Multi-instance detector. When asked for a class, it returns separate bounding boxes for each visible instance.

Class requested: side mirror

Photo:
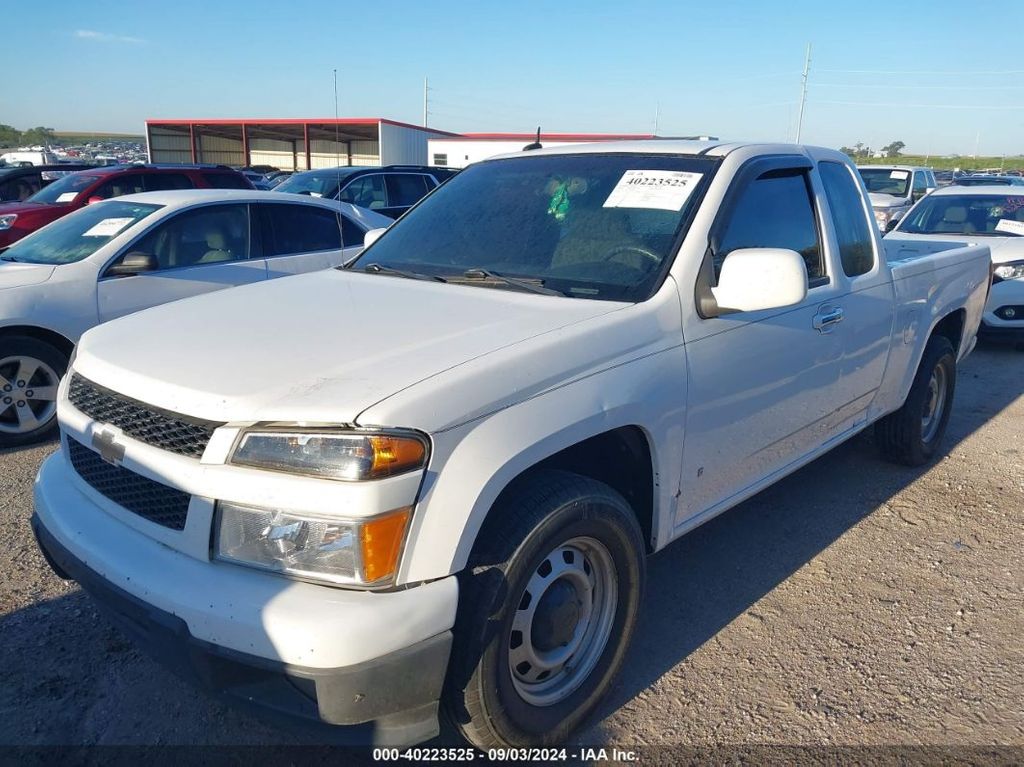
[86,196,104,205]
[363,227,386,248]
[106,251,158,277]
[710,248,808,315]
[885,218,899,233]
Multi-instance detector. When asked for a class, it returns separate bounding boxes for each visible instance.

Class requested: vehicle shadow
[581,341,1024,743]
[0,435,59,458]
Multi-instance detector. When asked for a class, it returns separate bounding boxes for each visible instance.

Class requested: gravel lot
[1,342,1022,754]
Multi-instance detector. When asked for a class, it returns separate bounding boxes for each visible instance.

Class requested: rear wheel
[0,336,67,448]
[444,469,645,749]
[875,335,956,466]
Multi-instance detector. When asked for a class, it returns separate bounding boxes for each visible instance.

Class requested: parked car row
[854,164,1024,343]
[15,139,991,749]
[0,190,392,445]
[0,163,459,250]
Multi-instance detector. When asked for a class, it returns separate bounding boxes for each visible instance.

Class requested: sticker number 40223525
[603,170,704,212]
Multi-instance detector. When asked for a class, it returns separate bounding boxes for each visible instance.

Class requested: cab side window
[258,203,343,255]
[715,169,824,283]
[93,175,147,199]
[818,161,875,277]
[385,174,430,208]
[912,171,928,201]
[144,173,193,191]
[128,204,250,270]
[338,175,386,210]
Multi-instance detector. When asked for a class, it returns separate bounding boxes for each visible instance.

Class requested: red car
[0,164,254,248]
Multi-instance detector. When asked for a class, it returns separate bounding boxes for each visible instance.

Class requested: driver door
[678,161,846,522]
[97,203,267,323]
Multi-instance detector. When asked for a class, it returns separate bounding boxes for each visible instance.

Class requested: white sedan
[0,189,390,446]
[885,184,1024,342]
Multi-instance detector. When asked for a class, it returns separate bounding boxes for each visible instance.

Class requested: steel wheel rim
[507,536,618,707]
[0,355,60,435]
[921,363,948,444]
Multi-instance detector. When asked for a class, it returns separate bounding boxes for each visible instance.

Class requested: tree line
[840,141,906,159]
[0,125,57,149]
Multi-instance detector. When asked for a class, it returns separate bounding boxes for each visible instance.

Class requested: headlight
[215,502,411,586]
[0,214,17,230]
[993,262,1024,282]
[230,428,428,480]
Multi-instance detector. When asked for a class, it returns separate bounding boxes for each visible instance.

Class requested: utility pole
[653,102,660,136]
[333,68,341,167]
[974,130,980,159]
[423,77,429,127]
[795,43,812,143]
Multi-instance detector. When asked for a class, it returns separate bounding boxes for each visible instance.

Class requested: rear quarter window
[818,161,875,277]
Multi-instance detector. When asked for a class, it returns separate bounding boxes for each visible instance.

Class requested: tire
[0,336,67,449]
[875,334,956,466]
[444,469,646,749]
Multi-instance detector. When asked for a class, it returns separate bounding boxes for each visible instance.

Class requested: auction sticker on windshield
[82,217,136,237]
[604,170,703,211]
[995,219,1024,236]
[56,192,78,203]
[890,170,909,179]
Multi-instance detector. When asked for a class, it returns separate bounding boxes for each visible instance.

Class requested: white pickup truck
[32,141,989,748]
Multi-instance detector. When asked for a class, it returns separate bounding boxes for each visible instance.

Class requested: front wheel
[875,334,956,466]
[0,336,67,449]
[445,469,645,749]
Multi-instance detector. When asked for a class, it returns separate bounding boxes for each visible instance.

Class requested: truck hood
[73,269,626,425]
[0,261,56,290]
[868,192,909,209]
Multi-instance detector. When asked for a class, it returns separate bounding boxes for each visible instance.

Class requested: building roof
[146,117,459,137]
[432,132,657,142]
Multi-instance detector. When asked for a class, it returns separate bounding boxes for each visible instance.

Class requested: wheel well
[0,326,74,359]
[514,427,656,552]
[931,309,965,352]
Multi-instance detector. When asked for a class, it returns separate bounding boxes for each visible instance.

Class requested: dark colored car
[0,164,254,248]
[0,164,97,203]
[952,175,1024,187]
[274,164,459,219]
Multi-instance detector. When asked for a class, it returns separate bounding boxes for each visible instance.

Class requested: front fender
[396,345,688,584]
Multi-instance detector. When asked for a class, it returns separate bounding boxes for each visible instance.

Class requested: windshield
[275,168,360,198]
[858,168,911,198]
[897,194,1024,237]
[26,173,101,205]
[0,200,162,264]
[349,153,715,302]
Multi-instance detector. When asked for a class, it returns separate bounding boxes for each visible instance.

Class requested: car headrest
[205,230,227,250]
[942,206,968,223]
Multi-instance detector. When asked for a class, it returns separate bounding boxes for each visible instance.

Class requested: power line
[816,100,1024,110]
[815,82,1024,90]
[818,68,1024,75]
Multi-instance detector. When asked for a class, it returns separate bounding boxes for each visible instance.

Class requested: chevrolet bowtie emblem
[92,428,125,465]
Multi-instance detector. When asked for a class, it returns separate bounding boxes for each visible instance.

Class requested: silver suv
[857,165,937,232]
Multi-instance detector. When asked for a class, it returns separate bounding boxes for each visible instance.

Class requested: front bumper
[981,277,1024,339]
[32,450,458,745]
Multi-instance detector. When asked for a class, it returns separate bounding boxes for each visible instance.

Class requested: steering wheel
[599,244,662,268]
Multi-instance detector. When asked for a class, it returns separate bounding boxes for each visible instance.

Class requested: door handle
[813,307,845,332]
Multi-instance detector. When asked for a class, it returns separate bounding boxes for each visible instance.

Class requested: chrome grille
[67,437,190,530]
[68,374,221,459]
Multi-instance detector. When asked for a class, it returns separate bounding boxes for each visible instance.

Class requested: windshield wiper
[0,255,20,262]
[458,267,563,296]
[358,262,447,282]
